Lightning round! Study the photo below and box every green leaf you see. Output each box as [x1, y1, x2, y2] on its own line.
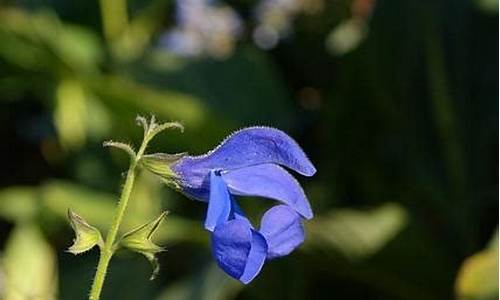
[2, 224, 58, 300]
[306, 203, 408, 260]
[119, 211, 168, 280]
[0, 8, 102, 74]
[0, 187, 38, 222]
[455, 230, 498, 300]
[53, 78, 112, 150]
[54, 79, 87, 150]
[67, 209, 103, 254]
[103, 140, 137, 160]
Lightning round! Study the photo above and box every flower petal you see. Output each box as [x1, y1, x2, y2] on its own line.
[205, 170, 232, 231]
[259, 205, 305, 259]
[211, 219, 252, 280]
[222, 164, 313, 219]
[230, 196, 249, 222]
[240, 230, 268, 284]
[172, 127, 316, 200]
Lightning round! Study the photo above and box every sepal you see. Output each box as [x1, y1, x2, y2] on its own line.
[119, 211, 168, 280]
[67, 209, 103, 255]
[140, 153, 186, 185]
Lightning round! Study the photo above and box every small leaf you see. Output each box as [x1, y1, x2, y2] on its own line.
[119, 211, 169, 279]
[67, 209, 103, 254]
[136, 115, 184, 144]
[103, 140, 136, 160]
[148, 121, 184, 139]
[136, 115, 150, 133]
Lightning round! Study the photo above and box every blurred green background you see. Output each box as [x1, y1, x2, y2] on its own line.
[0, 0, 498, 299]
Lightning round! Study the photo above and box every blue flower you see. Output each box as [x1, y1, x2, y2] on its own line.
[171, 127, 316, 219]
[211, 202, 305, 283]
[170, 127, 315, 283]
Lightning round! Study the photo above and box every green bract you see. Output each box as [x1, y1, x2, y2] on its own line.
[67, 209, 103, 255]
[119, 211, 169, 280]
[139, 153, 186, 187]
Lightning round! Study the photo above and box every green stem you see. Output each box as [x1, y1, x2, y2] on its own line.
[88, 140, 148, 300]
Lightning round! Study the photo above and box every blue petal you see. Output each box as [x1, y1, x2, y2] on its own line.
[240, 230, 268, 284]
[211, 219, 252, 279]
[205, 170, 232, 231]
[259, 205, 305, 260]
[222, 164, 313, 219]
[172, 127, 316, 200]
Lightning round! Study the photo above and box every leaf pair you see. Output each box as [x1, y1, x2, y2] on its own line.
[68, 209, 168, 279]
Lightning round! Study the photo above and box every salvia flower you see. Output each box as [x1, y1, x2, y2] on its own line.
[171, 127, 315, 220]
[167, 127, 315, 283]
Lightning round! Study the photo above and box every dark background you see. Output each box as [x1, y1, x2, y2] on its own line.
[0, 0, 497, 299]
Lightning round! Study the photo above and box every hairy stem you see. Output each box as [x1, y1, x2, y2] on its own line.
[88, 140, 148, 300]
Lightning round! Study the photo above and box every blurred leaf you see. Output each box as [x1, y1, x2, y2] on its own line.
[3, 224, 58, 300]
[84, 94, 113, 140]
[55, 79, 88, 149]
[475, 0, 498, 13]
[41, 180, 117, 230]
[156, 263, 243, 300]
[55, 79, 113, 150]
[51, 24, 102, 73]
[111, 0, 171, 61]
[455, 230, 498, 300]
[90, 75, 207, 129]
[0, 187, 38, 222]
[0, 8, 102, 73]
[306, 203, 408, 260]
[326, 18, 368, 56]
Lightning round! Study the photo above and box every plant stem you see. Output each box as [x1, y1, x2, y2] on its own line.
[88, 140, 148, 300]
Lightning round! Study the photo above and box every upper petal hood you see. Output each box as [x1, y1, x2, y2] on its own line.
[171, 127, 316, 199]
